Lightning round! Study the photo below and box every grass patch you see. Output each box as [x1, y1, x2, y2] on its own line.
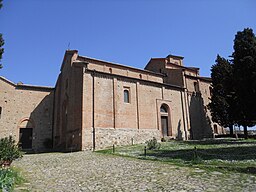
[0, 167, 25, 191]
[96, 138, 256, 174]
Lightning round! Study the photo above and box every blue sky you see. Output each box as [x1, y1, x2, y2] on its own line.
[0, 0, 255, 86]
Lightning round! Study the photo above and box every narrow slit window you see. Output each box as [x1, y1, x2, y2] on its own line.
[194, 82, 199, 92]
[65, 79, 69, 90]
[0, 107, 2, 119]
[209, 87, 213, 96]
[124, 89, 130, 103]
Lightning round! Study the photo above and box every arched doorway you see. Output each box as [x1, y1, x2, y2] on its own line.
[160, 104, 170, 137]
[18, 118, 34, 149]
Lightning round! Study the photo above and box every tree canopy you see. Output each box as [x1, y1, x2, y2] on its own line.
[233, 28, 256, 127]
[209, 28, 256, 138]
[208, 55, 235, 128]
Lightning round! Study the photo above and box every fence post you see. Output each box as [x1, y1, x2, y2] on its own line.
[131, 138, 134, 145]
[144, 146, 147, 157]
[113, 144, 115, 153]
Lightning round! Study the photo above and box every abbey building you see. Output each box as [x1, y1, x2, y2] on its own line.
[0, 50, 224, 151]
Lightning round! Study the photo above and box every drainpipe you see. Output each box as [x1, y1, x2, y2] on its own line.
[92, 70, 96, 151]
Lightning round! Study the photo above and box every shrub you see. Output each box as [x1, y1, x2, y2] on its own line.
[0, 167, 24, 191]
[146, 137, 161, 150]
[0, 136, 23, 167]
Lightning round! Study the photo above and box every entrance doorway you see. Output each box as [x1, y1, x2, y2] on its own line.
[161, 116, 168, 137]
[160, 104, 171, 137]
[19, 128, 33, 149]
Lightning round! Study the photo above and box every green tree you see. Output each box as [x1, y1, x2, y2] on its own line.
[232, 28, 256, 139]
[0, 0, 4, 69]
[208, 55, 236, 135]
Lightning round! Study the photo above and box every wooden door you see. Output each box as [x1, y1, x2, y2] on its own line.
[19, 128, 33, 149]
[161, 116, 168, 137]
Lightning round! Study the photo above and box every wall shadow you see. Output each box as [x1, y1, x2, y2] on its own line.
[176, 120, 183, 140]
[184, 139, 256, 145]
[145, 145, 256, 161]
[17, 86, 54, 153]
[189, 93, 212, 140]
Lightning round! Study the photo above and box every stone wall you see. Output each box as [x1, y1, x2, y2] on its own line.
[199, 80, 224, 135]
[83, 127, 161, 150]
[0, 77, 54, 152]
[53, 50, 84, 151]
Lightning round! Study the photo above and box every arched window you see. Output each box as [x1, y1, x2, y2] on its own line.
[124, 89, 129, 103]
[160, 105, 168, 113]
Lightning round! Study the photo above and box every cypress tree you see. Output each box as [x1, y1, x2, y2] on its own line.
[208, 55, 235, 135]
[232, 28, 256, 139]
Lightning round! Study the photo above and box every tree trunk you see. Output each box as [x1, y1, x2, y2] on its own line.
[229, 124, 234, 137]
[243, 125, 248, 139]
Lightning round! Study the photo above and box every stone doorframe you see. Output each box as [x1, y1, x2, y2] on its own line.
[156, 99, 172, 137]
[17, 117, 35, 149]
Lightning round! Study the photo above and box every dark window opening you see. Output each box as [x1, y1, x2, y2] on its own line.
[194, 82, 199, 92]
[209, 87, 213, 96]
[66, 79, 69, 90]
[124, 89, 130, 103]
[214, 124, 218, 134]
[0, 107, 2, 119]
[160, 105, 168, 113]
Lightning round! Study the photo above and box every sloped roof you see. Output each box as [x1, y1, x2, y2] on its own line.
[0, 76, 54, 91]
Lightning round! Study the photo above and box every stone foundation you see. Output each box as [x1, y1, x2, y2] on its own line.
[83, 127, 161, 150]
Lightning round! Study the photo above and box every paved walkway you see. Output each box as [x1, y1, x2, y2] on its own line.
[13, 151, 256, 191]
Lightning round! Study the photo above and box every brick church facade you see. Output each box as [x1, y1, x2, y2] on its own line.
[0, 50, 224, 152]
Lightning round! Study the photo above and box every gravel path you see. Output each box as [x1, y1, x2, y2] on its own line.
[13, 151, 256, 191]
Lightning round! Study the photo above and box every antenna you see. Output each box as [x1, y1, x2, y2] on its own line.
[68, 42, 70, 50]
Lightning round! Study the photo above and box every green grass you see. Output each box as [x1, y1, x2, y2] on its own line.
[0, 167, 25, 191]
[96, 138, 256, 174]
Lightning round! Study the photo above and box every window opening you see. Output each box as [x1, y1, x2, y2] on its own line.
[194, 82, 199, 92]
[65, 79, 69, 90]
[209, 87, 213, 96]
[214, 124, 218, 134]
[160, 105, 168, 113]
[124, 89, 130, 103]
